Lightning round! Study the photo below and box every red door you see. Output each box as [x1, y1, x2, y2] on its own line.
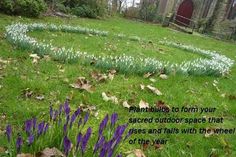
[175, 0, 194, 26]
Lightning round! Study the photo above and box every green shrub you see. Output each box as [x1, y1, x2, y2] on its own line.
[14, 0, 47, 17]
[72, 5, 96, 18]
[0, 0, 14, 14]
[0, 0, 47, 17]
[55, 3, 71, 14]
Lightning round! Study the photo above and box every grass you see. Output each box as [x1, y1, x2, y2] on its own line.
[0, 13, 236, 157]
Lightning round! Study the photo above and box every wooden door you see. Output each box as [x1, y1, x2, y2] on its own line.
[176, 0, 194, 26]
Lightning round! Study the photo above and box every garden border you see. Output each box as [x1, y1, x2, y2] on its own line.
[5, 23, 234, 76]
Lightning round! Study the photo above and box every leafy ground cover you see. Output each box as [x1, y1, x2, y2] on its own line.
[0, 14, 236, 156]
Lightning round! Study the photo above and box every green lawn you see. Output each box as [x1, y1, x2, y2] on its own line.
[0, 13, 236, 157]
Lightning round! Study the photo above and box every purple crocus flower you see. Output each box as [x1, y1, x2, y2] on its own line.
[32, 118, 37, 130]
[49, 105, 53, 120]
[5, 125, 12, 142]
[113, 124, 127, 139]
[124, 129, 132, 141]
[16, 135, 23, 153]
[69, 112, 78, 128]
[37, 121, 45, 136]
[44, 123, 49, 134]
[112, 135, 122, 149]
[78, 118, 82, 128]
[111, 113, 118, 127]
[81, 127, 92, 154]
[76, 132, 82, 151]
[25, 119, 32, 135]
[99, 114, 109, 136]
[28, 134, 34, 145]
[93, 136, 105, 154]
[107, 148, 114, 157]
[63, 124, 68, 135]
[75, 108, 81, 116]
[116, 154, 122, 157]
[83, 112, 89, 126]
[63, 136, 71, 157]
[59, 104, 63, 115]
[65, 115, 70, 125]
[105, 140, 113, 156]
[99, 146, 106, 157]
[64, 100, 70, 116]
[53, 110, 58, 121]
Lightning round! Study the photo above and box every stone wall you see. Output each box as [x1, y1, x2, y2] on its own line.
[212, 0, 236, 38]
[154, 0, 236, 38]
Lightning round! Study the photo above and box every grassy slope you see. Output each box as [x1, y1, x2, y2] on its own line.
[0, 14, 236, 156]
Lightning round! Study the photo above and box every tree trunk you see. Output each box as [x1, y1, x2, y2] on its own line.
[112, 0, 118, 13]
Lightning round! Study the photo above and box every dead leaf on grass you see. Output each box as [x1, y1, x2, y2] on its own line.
[17, 154, 34, 157]
[156, 100, 170, 112]
[0, 58, 10, 64]
[139, 100, 149, 108]
[22, 88, 33, 98]
[140, 84, 145, 90]
[149, 78, 156, 82]
[35, 95, 45, 101]
[102, 92, 118, 104]
[0, 147, 6, 153]
[204, 128, 215, 138]
[29, 54, 40, 64]
[79, 104, 98, 117]
[70, 77, 94, 93]
[90, 71, 107, 82]
[143, 72, 153, 78]
[146, 85, 162, 96]
[228, 95, 236, 100]
[159, 74, 168, 80]
[126, 149, 146, 157]
[108, 69, 116, 80]
[36, 147, 65, 157]
[43, 55, 51, 62]
[122, 101, 131, 108]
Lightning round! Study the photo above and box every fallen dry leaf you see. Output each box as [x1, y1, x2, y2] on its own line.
[29, 54, 40, 64]
[0, 147, 6, 153]
[149, 78, 156, 82]
[17, 153, 34, 157]
[146, 85, 162, 96]
[140, 84, 145, 90]
[139, 100, 149, 108]
[102, 92, 118, 104]
[36, 147, 65, 157]
[70, 77, 94, 93]
[159, 74, 168, 80]
[0, 58, 10, 64]
[79, 104, 98, 117]
[156, 100, 170, 112]
[204, 128, 215, 138]
[108, 73, 114, 80]
[91, 71, 107, 82]
[108, 69, 117, 75]
[43, 55, 51, 61]
[143, 72, 153, 78]
[126, 149, 146, 157]
[22, 88, 33, 98]
[229, 95, 236, 100]
[35, 95, 45, 101]
[122, 101, 131, 108]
